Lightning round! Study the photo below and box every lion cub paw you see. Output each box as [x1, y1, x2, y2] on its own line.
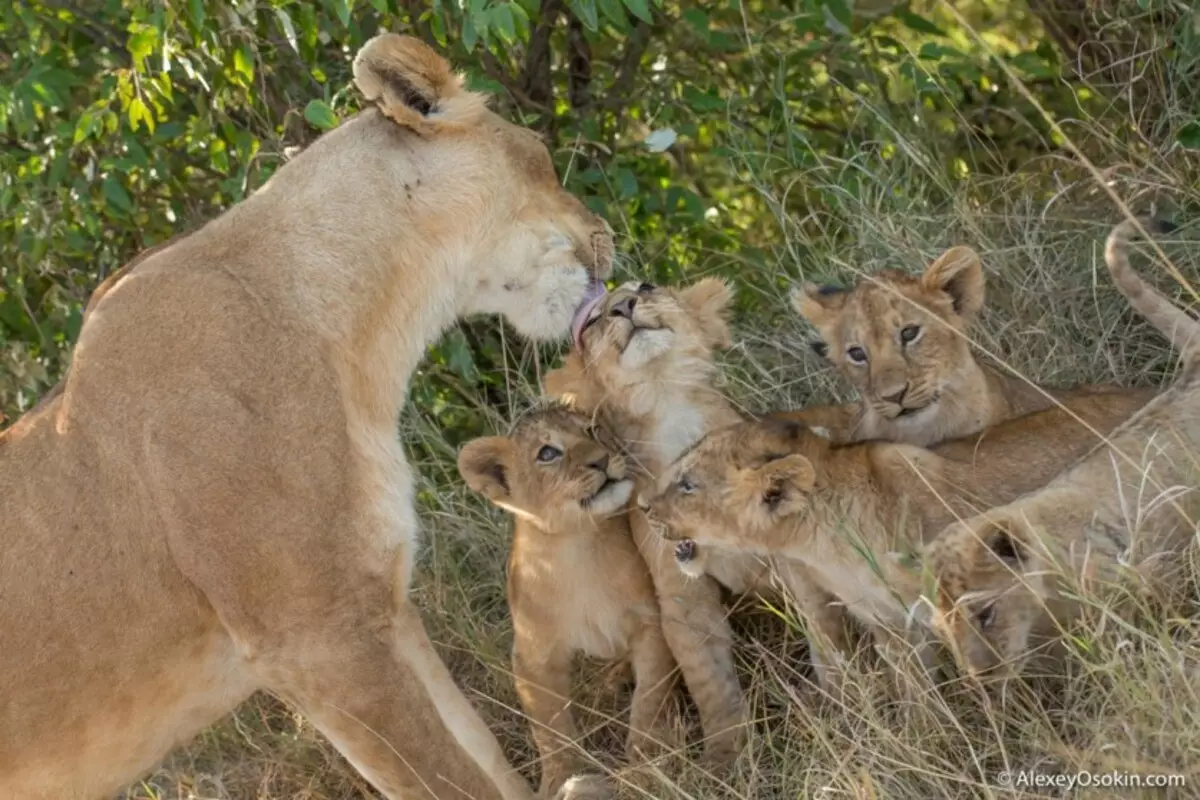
[552, 773, 616, 800]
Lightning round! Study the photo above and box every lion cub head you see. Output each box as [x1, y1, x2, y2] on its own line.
[925, 512, 1065, 681]
[544, 278, 734, 409]
[794, 247, 984, 426]
[457, 404, 635, 529]
[351, 34, 614, 342]
[645, 418, 820, 570]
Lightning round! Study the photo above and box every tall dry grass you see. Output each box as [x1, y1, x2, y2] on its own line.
[118, 9, 1200, 800]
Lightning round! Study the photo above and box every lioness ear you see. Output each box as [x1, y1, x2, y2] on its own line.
[457, 437, 513, 503]
[353, 34, 485, 131]
[791, 283, 848, 330]
[679, 278, 734, 349]
[737, 454, 815, 516]
[921, 246, 984, 320]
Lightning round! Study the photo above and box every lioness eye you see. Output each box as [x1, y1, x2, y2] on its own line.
[536, 445, 562, 463]
[637, 282, 656, 293]
[847, 346, 868, 365]
[976, 603, 997, 630]
[900, 325, 921, 345]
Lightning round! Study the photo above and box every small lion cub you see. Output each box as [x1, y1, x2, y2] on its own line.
[458, 403, 678, 797]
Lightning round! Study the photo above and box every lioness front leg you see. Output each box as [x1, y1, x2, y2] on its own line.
[624, 613, 680, 762]
[512, 637, 586, 797]
[261, 602, 533, 800]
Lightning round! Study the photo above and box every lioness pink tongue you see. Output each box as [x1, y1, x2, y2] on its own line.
[571, 281, 607, 352]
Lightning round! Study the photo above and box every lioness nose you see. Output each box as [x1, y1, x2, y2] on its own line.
[589, 452, 610, 472]
[609, 296, 637, 320]
[882, 384, 908, 404]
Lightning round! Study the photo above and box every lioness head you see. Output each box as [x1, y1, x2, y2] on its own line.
[351, 34, 614, 341]
[543, 277, 734, 407]
[457, 404, 635, 529]
[644, 418, 820, 570]
[794, 247, 984, 423]
[926, 513, 1062, 681]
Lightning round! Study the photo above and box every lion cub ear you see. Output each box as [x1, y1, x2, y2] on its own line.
[353, 34, 486, 131]
[457, 437, 514, 504]
[921, 246, 984, 321]
[679, 278, 735, 349]
[735, 453, 816, 517]
[791, 283, 848, 331]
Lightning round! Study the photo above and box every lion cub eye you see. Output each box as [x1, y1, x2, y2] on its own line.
[535, 445, 563, 464]
[846, 346, 868, 365]
[975, 602, 997, 630]
[677, 476, 697, 494]
[637, 282, 656, 293]
[899, 325, 922, 345]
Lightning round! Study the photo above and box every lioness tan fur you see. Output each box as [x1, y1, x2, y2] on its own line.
[457, 404, 678, 796]
[789, 245, 1149, 446]
[646, 387, 1153, 692]
[543, 278, 770, 765]
[0, 34, 616, 800]
[927, 218, 1200, 681]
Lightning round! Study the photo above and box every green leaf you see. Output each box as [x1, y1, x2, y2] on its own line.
[822, 0, 852, 30]
[621, 0, 653, 24]
[126, 26, 156, 72]
[598, 0, 627, 27]
[1178, 122, 1200, 150]
[188, 0, 206, 30]
[369, 0, 389, 12]
[303, 99, 340, 130]
[127, 97, 155, 133]
[462, 11, 478, 50]
[573, 0, 599, 32]
[894, 9, 945, 36]
[329, 0, 352, 28]
[102, 176, 133, 214]
[491, 5, 516, 43]
[918, 43, 960, 61]
[275, 8, 299, 53]
[616, 167, 637, 199]
[233, 46, 255, 83]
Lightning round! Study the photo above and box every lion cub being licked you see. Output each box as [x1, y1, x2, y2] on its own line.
[646, 384, 1156, 694]
[928, 218, 1200, 682]
[789, 244, 1153, 445]
[458, 404, 678, 796]
[543, 277, 777, 766]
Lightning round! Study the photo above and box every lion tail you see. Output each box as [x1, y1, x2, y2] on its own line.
[1105, 217, 1200, 371]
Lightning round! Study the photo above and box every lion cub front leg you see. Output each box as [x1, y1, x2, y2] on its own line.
[623, 609, 681, 762]
[513, 636, 586, 797]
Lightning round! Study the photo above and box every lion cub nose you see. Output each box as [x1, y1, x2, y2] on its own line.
[609, 295, 637, 320]
[588, 452, 610, 473]
[882, 384, 909, 404]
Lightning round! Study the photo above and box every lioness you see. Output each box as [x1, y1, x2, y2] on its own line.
[790, 245, 1149, 445]
[458, 404, 678, 796]
[544, 278, 785, 765]
[645, 385, 1154, 692]
[928, 218, 1200, 680]
[0, 34, 614, 800]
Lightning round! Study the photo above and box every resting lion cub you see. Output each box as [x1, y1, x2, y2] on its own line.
[543, 278, 768, 765]
[645, 387, 1154, 691]
[790, 245, 1149, 445]
[458, 404, 677, 796]
[928, 218, 1200, 680]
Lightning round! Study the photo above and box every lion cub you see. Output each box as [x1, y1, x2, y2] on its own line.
[928, 218, 1200, 681]
[457, 404, 677, 796]
[645, 389, 1155, 691]
[790, 245, 1152, 446]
